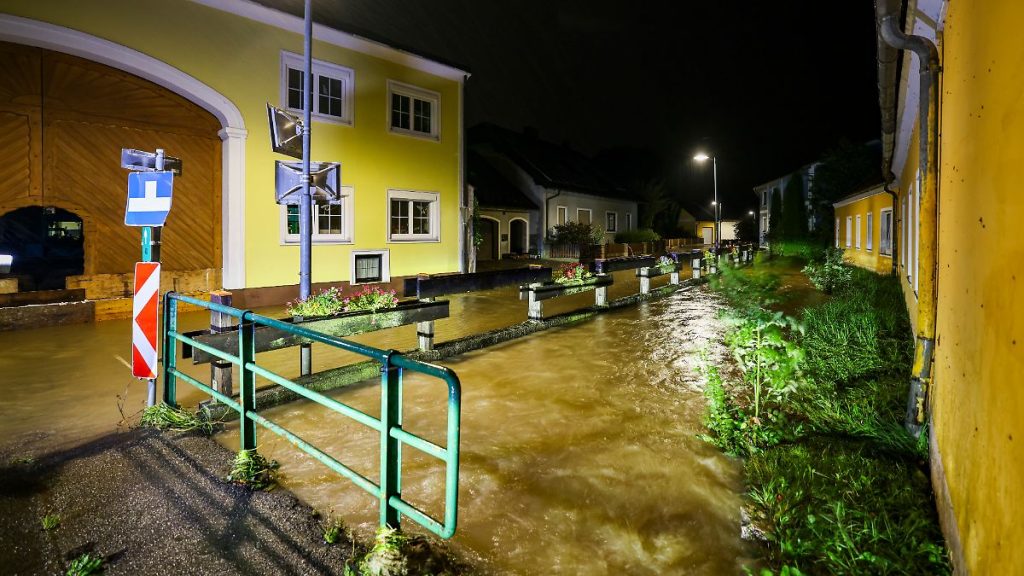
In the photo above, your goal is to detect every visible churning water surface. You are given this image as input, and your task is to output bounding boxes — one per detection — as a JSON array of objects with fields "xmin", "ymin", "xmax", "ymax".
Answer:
[{"xmin": 0, "ymin": 270, "xmax": 754, "ymax": 573}]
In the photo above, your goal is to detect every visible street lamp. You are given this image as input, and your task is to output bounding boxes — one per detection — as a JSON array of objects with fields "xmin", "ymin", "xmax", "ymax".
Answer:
[{"xmin": 694, "ymin": 152, "xmax": 719, "ymax": 249}]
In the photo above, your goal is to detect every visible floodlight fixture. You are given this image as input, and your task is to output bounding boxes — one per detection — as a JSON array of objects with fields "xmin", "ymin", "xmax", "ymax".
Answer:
[
  {"xmin": 693, "ymin": 152, "xmax": 711, "ymax": 162},
  {"xmin": 267, "ymin": 103, "xmax": 304, "ymax": 159},
  {"xmin": 0, "ymin": 254, "xmax": 12, "ymax": 274},
  {"xmin": 275, "ymin": 161, "xmax": 342, "ymax": 205}
]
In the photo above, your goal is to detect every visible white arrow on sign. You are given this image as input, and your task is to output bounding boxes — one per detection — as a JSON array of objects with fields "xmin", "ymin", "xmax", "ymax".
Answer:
[{"xmin": 128, "ymin": 180, "xmax": 172, "ymax": 213}]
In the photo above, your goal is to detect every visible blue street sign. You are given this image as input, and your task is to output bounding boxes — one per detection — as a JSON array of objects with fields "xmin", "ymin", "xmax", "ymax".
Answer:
[{"xmin": 125, "ymin": 171, "xmax": 173, "ymax": 226}]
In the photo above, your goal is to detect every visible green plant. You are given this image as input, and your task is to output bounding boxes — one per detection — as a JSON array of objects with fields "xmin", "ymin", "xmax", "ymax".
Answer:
[
  {"xmin": 226, "ymin": 449, "xmax": 279, "ymax": 490},
  {"xmin": 140, "ymin": 403, "xmax": 214, "ymax": 435},
  {"xmin": 613, "ymin": 227, "xmax": 661, "ymax": 243},
  {"xmin": 747, "ymin": 440, "xmax": 949, "ymax": 575},
  {"xmin": 41, "ymin": 514, "xmax": 60, "ymax": 531},
  {"xmin": 66, "ymin": 553, "xmax": 103, "ymax": 576},
  {"xmin": 550, "ymin": 221, "xmax": 598, "ymax": 245},
  {"xmin": 656, "ymin": 255, "xmax": 676, "ymax": 273},
  {"xmin": 323, "ymin": 516, "xmax": 346, "ymax": 545},
  {"xmin": 287, "ymin": 287, "xmax": 346, "ymax": 317},
  {"xmin": 725, "ymin": 309, "xmax": 804, "ymax": 420},
  {"xmin": 802, "ymin": 247, "xmax": 852, "ymax": 294},
  {"xmin": 554, "ymin": 262, "xmax": 594, "ymax": 285},
  {"xmin": 343, "ymin": 286, "xmax": 400, "ymax": 313}
]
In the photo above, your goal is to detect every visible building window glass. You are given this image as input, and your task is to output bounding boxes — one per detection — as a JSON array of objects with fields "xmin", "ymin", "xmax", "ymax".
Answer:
[
  {"xmin": 388, "ymin": 80, "xmax": 440, "ymax": 139},
  {"xmin": 606, "ymin": 212, "xmax": 617, "ymax": 232},
  {"xmin": 556, "ymin": 206, "xmax": 568, "ymax": 226},
  {"xmin": 577, "ymin": 208, "xmax": 592, "ymax": 225},
  {"xmin": 388, "ymin": 190, "xmax": 439, "ymax": 242},
  {"xmin": 626, "ymin": 213, "xmax": 632, "ymax": 231},
  {"xmin": 835, "ymin": 218, "xmax": 840, "ymax": 248},
  {"xmin": 351, "ymin": 250, "xmax": 390, "ymax": 284},
  {"xmin": 281, "ymin": 52, "xmax": 354, "ymax": 125},
  {"xmin": 280, "ymin": 186, "xmax": 354, "ymax": 244},
  {"xmin": 866, "ymin": 212, "xmax": 873, "ymax": 251},
  {"xmin": 354, "ymin": 254, "xmax": 382, "ymax": 283},
  {"xmin": 855, "ymin": 214, "xmax": 862, "ymax": 249},
  {"xmin": 880, "ymin": 208, "xmax": 893, "ymax": 256},
  {"xmin": 845, "ymin": 216, "xmax": 852, "ymax": 248}
]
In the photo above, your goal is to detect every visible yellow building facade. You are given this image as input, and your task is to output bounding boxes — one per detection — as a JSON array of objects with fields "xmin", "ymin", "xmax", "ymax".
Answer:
[
  {"xmin": 0, "ymin": 0, "xmax": 467, "ymax": 303},
  {"xmin": 832, "ymin": 184, "xmax": 894, "ymax": 275},
  {"xmin": 878, "ymin": 1, "xmax": 1024, "ymax": 572}
]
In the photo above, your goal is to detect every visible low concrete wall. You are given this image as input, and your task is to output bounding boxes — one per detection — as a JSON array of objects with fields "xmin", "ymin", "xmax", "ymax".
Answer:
[{"xmin": 0, "ymin": 301, "xmax": 95, "ymax": 332}]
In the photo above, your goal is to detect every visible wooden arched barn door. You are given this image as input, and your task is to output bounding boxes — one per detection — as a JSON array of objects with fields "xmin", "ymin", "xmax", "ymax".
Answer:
[{"xmin": 0, "ymin": 42, "xmax": 221, "ymax": 294}]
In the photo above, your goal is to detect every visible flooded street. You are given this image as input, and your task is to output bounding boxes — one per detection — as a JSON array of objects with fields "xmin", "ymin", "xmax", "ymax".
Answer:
[{"xmin": 0, "ymin": 270, "xmax": 754, "ymax": 573}]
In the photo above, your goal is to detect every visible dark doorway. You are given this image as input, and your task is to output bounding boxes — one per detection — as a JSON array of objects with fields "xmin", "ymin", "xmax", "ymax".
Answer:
[
  {"xmin": 478, "ymin": 218, "xmax": 498, "ymax": 260},
  {"xmin": 0, "ymin": 206, "xmax": 84, "ymax": 291},
  {"xmin": 510, "ymin": 219, "xmax": 527, "ymax": 255}
]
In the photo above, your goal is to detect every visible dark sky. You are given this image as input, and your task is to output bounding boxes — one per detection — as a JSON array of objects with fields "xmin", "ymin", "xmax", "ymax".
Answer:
[{"xmin": 259, "ymin": 1, "xmax": 881, "ymax": 217}]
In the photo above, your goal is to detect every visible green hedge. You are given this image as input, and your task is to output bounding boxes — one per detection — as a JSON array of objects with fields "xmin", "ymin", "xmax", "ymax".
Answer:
[{"xmin": 613, "ymin": 228, "xmax": 660, "ymax": 243}]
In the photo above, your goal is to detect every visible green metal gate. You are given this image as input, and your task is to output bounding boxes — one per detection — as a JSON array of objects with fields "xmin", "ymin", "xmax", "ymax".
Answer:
[{"xmin": 161, "ymin": 292, "xmax": 462, "ymax": 538}]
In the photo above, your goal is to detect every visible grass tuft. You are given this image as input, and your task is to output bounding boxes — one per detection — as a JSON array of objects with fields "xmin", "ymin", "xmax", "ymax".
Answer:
[
  {"xmin": 41, "ymin": 513, "xmax": 61, "ymax": 531},
  {"xmin": 226, "ymin": 449, "xmax": 279, "ymax": 490},
  {"xmin": 140, "ymin": 403, "xmax": 216, "ymax": 435},
  {"xmin": 65, "ymin": 552, "xmax": 103, "ymax": 576}
]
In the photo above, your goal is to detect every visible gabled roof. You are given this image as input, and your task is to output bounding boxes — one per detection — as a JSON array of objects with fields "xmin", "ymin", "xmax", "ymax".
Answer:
[
  {"xmin": 468, "ymin": 123, "xmax": 631, "ymax": 201},
  {"xmin": 201, "ymin": 0, "xmax": 470, "ymax": 80},
  {"xmin": 468, "ymin": 150, "xmax": 539, "ymax": 211}
]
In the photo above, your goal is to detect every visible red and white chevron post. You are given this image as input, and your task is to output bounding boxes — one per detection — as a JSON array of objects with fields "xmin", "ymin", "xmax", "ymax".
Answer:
[{"xmin": 132, "ymin": 262, "xmax": 161, "ymax": 379}]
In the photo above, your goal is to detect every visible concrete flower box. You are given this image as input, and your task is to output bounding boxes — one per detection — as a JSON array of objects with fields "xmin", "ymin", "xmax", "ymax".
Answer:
[
  {"xmin": 636, "ymin": 264, "xmax": 680, "ymax": 293},
  {"xmin": 185, "ymin": 299, "xmax": 449, "ymax": 364},
  {"xmin": 519, "ymin": 274, "xmax": 614, "ymax": 320}
]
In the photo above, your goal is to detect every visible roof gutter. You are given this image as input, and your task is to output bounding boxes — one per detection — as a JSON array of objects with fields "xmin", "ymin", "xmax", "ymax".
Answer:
[{"xmin": 875, "ymin": 0, "xmax": 941, "ymax": 436}]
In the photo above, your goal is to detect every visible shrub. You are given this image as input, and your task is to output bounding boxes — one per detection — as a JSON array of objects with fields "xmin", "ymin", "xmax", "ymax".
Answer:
[
  {"xmin": 613, "ymin": 228, "xmax": 660, "ymax": 243},
  {"xmin": 655, "ymin": 255, "xmax": 676, "ymax": 273},
  {"xmin": 699, "ymin": 363, "xmax": 788, "ymax": 457},
  {"xmin": 550, "ymin": 221, "xmax": 598, "ymax": 245},
  {"xmin": 770, "ymin": 240, "xmax": 827, "ymax": 261},
  {"xmin": 802, "ymin": 248, "xmax": 852, "ymax": 294}
]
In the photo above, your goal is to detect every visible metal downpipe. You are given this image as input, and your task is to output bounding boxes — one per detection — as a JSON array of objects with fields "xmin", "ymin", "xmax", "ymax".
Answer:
[{"xmin": 878, "ymin": 13, "xmax": 940, "ymax": 436}]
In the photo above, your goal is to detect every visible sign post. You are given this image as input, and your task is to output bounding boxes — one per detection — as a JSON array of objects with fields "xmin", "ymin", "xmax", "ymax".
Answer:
[{"xmin": 123, "ymin": 148, "xmax": 177, "ymax": 406}]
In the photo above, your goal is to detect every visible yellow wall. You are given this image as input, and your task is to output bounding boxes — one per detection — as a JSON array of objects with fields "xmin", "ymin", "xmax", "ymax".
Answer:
[
  {"xmin": 832, "ymin": 189, "xmax": 894, "ymax": 275},
  {"xmin": 1, "ymin": 0, "xmax": 463, "ymax": 288},
  {"xmin": 926, "ymin": 2, "xmax": 1024, "ymax": 572}
]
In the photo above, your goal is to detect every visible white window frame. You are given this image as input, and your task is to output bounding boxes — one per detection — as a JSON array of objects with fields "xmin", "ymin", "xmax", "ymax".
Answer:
[
  {"xmin": 866, "ymin": 212, "xmax": 873, "ymax": 251},
  {"xmin": 605, "ymin": 211, "xmax": 618, "ymax": 232},
  {"xmin": 387, "ymin": 80, "xmax": 440, "ymax": 140},
  {"xmin": 880, "ymin": 208, "xmax": 893, "ymax": 256},
  {"xmin": 626, "ymin": 213, "xmax": 633, "ymax": 231},
  {"xmin": 351, "ymin": 249, "xmax": 391, "ymax": 285},
  {"xmin": 387, "ymin": 189, "xmax": 440, "ymax": 242},
  {"xmin": 576, "ymin": 208, "xmax": 592, "ymax": 225},
  {"xmin": 913, "ymin": 173, "xmax": 920, "ymax": 294},
  {"xmin": 855, "ymin": 214, "xmax": 862, "ymax": 249},
  {"xmin": 279, "ymin": 186, "xmax": 354, "ymax": 245},
  {"xmin": 835, "ymin": 217, "xmax": 840, "ymax": 247},
  {"xmin": 845, "ymin": 216, "xmax": 852, "ymax": 248},
  {"xmin": 280, "ymin": 51, "xmax": 354, "ymax": 125},
  {"xmin": 556, "ymin": 205, "xmax": 568, "ymax": 226}
]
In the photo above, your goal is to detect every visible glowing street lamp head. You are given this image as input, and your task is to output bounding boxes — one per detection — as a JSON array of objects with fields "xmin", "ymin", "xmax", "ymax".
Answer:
[
  {"xmin": 711, "ymin": 201, "xmax": 717, "ymax": 206},
  {"xmin": 693, "ymin": 152, "xmax": 711, "ymax": 162}
]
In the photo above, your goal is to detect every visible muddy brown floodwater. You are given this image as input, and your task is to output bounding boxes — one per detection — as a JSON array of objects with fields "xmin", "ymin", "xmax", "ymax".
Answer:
[{"xmin": 0, "ymin": 270, "xmax": 755, "ymax": 573}]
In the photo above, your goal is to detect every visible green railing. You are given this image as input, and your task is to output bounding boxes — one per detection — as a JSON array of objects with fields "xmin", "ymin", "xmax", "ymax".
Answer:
[{"xmin": 161, "ymin": 292, "xmax": 462, "ymax": 538}]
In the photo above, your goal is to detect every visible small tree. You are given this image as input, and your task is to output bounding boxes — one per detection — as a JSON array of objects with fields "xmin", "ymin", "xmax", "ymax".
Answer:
[
  {"xmin": 780, "ymin": 174, "xmax": 808, "ymax": 240},
  {"xmin": 767, "ymin": 187, "xmax": 783, "ymax": 241}
]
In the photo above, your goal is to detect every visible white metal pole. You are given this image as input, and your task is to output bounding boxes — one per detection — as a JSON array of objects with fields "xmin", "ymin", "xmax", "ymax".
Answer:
[{"xmin": 713, "ymin": 156, "xmax": 719, "ymax": 249}]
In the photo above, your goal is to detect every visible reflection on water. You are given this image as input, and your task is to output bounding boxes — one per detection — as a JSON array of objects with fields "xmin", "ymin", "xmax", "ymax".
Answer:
[{"xmin": 0, "ymin": 268, "xmax": 753, "ymax": 573}]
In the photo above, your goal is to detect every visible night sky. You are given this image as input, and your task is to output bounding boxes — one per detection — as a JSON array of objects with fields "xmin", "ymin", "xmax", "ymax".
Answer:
[{"xmin": 259, "ymin": 1, "xmax": 881, "ymax": 217}]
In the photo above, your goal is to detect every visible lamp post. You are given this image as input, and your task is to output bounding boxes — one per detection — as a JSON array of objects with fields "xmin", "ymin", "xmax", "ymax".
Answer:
[{"xmin": 694, "ymin": 152, "xmax": 718, "ymax": 249}]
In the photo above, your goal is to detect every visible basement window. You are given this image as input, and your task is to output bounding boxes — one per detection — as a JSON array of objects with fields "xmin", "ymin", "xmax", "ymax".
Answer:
[{"xmin": 351, "ymin": 250, "xmax": 390, "ymax": 284}]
